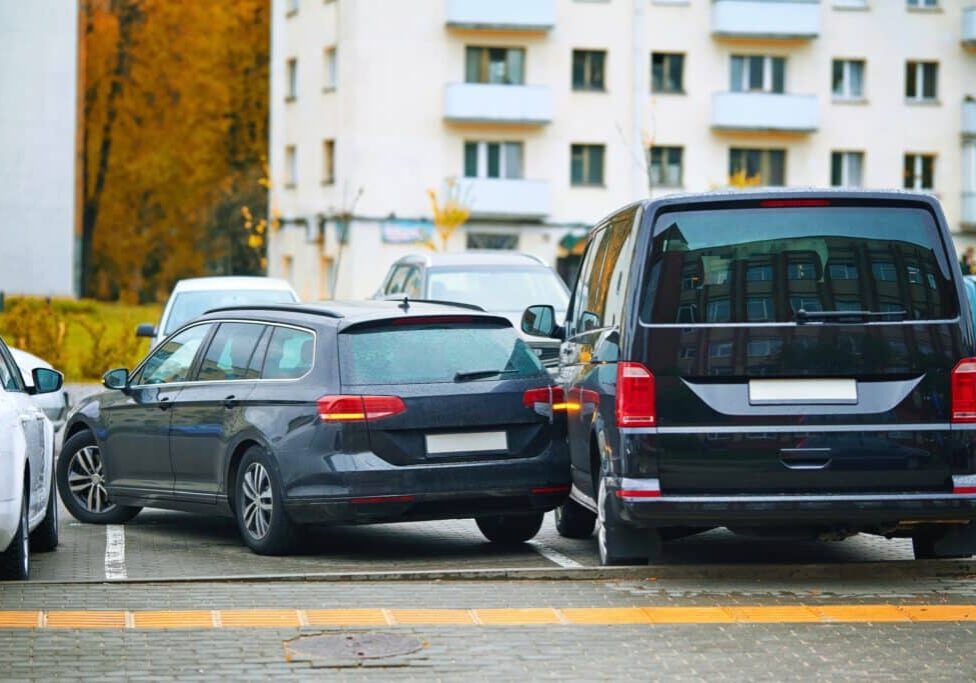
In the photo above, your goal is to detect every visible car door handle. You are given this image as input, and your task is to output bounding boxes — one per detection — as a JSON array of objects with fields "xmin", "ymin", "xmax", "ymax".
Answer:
[
  {"xmin": 158, "ymin": 396, "xmax": 172, "ymax": 411},
  {"xmin": 223, "ymin": 395, "xmax": 238, "ymax": 409}
]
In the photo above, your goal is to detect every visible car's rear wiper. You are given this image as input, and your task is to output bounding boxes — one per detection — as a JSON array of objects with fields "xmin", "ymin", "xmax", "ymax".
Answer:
[
  {"xmin": 454, "ymin": 369, "xmax": 519, "ymax": 382},
  {"xmin": 796, "ymin": 309, "xmax": 907, "ymax": 324}
]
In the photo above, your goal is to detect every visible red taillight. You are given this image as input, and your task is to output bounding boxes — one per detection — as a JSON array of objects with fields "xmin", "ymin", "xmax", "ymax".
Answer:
[
  {"xmin": 393, "ymin": 316, "xmax": 472, "ymax": 326},
  {"xmin": 523, "ymin": 386, "xmax": 567, "ymax": 413},
  {"xmin": 615, "ymin": 489, "xmax": 661, "ymax": 499},
  {"xmin": 317, "ymin": 395, "xmax": 406, "ymax": 422},
  {"xmin": 759, "ymin": 199, "xmax": 831, "ymax": 208},
  {"xmin": 954, "ymin": 487, "xmax": 976, "ymax": 495},
  {"xmin": 951, "ymin": 358, "xmax": 976, "ymax": 423},
  {"xmin": 531, "ymin": 485, "xmax": 571, "ymax": 495},
  {"xmin": 616, "ymin": 362, "xmax": 656, "ymax": 428}
]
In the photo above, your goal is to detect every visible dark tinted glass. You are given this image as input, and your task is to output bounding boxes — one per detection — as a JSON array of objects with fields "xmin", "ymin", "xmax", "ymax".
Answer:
[
  {"xmin": 197, "ymin": 323, "xmax": 265, "ymax": 381},
  {"xmin": 262, "ymin": 326, "xmax": 314, "ymax": 379},
  {"xmin": 339, "ymin": 322, "xmax": 544, "ymax": 385},
  {"xmin": 643, "ymin": 206, "xmax": 956, "ymax": 323}
]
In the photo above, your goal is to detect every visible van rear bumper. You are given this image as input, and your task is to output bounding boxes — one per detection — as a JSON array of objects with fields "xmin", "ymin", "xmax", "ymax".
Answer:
[{"xmin": 608, "ymin": 477, "xmax": 976, "ymax": 527}]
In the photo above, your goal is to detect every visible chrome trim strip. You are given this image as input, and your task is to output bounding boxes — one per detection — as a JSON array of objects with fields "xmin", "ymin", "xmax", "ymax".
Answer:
[
  {"xmin": 952, "ymin": 474, "xmax": 976, "ymax": 487},
  {"xmin": 621, "ymin": 424, "xmax": 955, "ymax": 435},
  {"xmin": 569, "ymin": 484, "xmax": 597, "ymax": 513},
  {"xmin": 620, "ymin": 493, "xmax": 976, "ymax": 504},
  {"xmin": 637, "ymin": 317, "xmax": 962, "ymax": 329},
  {"xmin": 619, "ymin": 477, "xmax": 660, "ymax": 492}
]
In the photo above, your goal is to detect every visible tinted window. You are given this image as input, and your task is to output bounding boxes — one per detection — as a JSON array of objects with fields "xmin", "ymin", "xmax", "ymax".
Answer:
[
  {"xmin": 643, "ymin": 206, "xmax": 955, "ymax": 323},
  {"xmin": 339, "ymin": 321, "xmax": 544, "ymax": 385},
  {"xmin": 197, "ymin": 323, "xmax": 266, "ymax": 381},
  {"xmin": 164, "ymin": 289, "xmax": 296, "ymax": 335},
  {"xmin": 137, "ymin": 324, "xmax": 213, "ymax": 385},
  {"xmin": 262, "ymin": 327, "xmax": 314, "ymax": 379},
  {"xmin": 0, "ymin": 342, "xmax": 24, "ymax": 392}
]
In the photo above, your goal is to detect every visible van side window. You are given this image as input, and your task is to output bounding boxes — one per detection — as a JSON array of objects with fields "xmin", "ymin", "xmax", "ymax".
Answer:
[{"xmin": 569, "ymin": 227, "xmax": 607, "ymax": 336}]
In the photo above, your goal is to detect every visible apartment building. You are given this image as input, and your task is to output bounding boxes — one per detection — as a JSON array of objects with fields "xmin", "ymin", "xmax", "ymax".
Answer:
[{"xmin": 268, "ymin": 0, "xmax": 976, "ymax": 300}]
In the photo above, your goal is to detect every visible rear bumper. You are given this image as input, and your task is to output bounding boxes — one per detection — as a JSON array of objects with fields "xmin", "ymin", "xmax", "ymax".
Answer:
[
  {"xmin": 608, "ymin": 477, "xmax": 976, "ymax": 528},
  {"xmin": 281, "ymin": 448, "xmax": 570, "ymax": 524}
]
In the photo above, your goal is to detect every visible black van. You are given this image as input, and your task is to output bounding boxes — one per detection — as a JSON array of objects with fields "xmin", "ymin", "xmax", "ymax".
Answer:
[{"xmin": 522, "ymin": 190, "xmax": 976, "ymax": 565}]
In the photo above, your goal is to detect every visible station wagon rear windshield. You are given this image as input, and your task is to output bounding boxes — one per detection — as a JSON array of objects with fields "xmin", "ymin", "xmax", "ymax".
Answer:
[
  {"xmin": 339, "ymin": 320, "xmax": 545, "ymax": 385},
  {"xmin": 641, "ymin": 205, "xmax": 957, "ymax": 324}
]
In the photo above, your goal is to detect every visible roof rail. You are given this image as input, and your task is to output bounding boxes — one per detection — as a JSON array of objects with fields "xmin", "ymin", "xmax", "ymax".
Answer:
[
  {"xmin": 203, "ymin": 304, "xmax": 344, "ymax": 319},
  {"xmin": 379, "ymin": 296, "xmax": 485, "ymax": 312}
]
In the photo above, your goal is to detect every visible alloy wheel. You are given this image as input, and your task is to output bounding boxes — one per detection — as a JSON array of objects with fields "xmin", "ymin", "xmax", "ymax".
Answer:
[
  {"xmin": 241, "ymin": 462, "xmax": 273, "ymax": 540},
  {"xmin": 67, "ymin": 446, "xmax": 116, "ymax": 514}
]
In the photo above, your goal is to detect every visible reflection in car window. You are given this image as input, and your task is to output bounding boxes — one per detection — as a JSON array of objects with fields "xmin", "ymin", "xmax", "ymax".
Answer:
[
  {"xmin": 138, "ymin": 324, "xmax": 212, "ymax": 385},
  {"xmin": 0, "ymin": 344, "xmax": 22, "ymax": 392},
  {"xmin": 197, "ymin": 323, "xmax": 265, "ymax": 381},
  {"xmin": 427, "ymin": 267, "xmax": 569, "ymax": 312},
  {"xmin": 163, "ymin": 289, "xmax": 296, "ymax": 335},
  {"xmin": 262, "ymin": 327, "xmax": 314, "ymax": 379}
]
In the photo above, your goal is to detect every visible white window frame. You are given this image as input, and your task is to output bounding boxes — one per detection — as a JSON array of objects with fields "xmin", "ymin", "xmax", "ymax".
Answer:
[
  {"xmin": 832, "ymin": 59, "xmax": 864, "ymax": 99},
  {"xmin": 833, "ymin": 0, "xmax": 868, "ymax": 8},
  {"xmin": 907, "ymin": 0, "xmax": 938, "ymax": 8},
  {"xmin": 831, "ymin": 151, "xmax": 864, "ymax": 187},
  {"xmin": 731, "ymin": 55, "xmax": 785, "ymax": 94},
  {"xmin": 905, "ymin": 153, "xmax": 935, "ymax": 190},
  {"xmin": 286, "ymin": 58, "xmax": 298, "ymax": 100},
  {"xmin": 323, "ymin": 47, "xmax": 337, "ymax": 91},
  {"xmin": 963, "ymin": 141, "xmax": 976, "ymax": 194},
  {"xmin": 465, "ymin": 141, "xmax": 524, "ymax": 180},
  {"xmin": 285, "ymin": 145, "xmax": 297, "ymax": 187},
  {"xmin": 906, "ymin": 61, "xmax": 938, "ymax": 101}
]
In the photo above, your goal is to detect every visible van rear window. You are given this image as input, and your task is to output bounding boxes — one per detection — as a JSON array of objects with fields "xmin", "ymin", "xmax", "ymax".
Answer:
[
  {"xmin": 641, "ymin": 206, "xmax": 957, "ymax": 324},
  {"xmin": 339, "ymin": 321, "xmax": 545, "ymax": 385}
]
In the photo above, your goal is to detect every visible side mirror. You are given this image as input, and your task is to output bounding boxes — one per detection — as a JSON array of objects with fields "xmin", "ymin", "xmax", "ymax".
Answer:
[
  {"xmin": 30, "ymin": 368, "xmax": 63, "ymax": 395},
  {"xmin": 521, "ymin": 305, "xmax": 559, "ymax": 339},
  {"xmin": 136, "ymin": 323, "xmax": 156, "ymax": 338},
  {"xmin": 103, "ymin": 368, "xmax": 129, "ymax": 391}
]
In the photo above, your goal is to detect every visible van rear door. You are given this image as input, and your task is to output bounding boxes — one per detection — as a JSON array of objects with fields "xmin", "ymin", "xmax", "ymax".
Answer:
[{"xmin": 637, "ymin": 199, "xmax": 968, "ymax": 494}]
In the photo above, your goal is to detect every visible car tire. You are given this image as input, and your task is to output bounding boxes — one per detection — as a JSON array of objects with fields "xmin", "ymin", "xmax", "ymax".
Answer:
[
  {"xmin": 57, "ymin": 431, "xmax": 141, "ymax": 525},
  {"xmin": 554, "ymin": 497, "xmax": 596, "ymax": 539},
  {"xmin": 0, "ymin": 485, "xmax": 30, "ymax": 580},
  {"xmin": 476, "ymin": 512, "xmax": 545, "ymax": 544},
  {"xmin": 912, "ymin": 523, "xmax": 976, "ymax": 560},
  {"xmin": 30, "ymin": 475, "xmax": 59, "ymax": 552},
  {"xmin": 234, "ymin": 446, "xmax": 296, "ymax": 556},
  {"xmin": 596, "ymin": 477, "xmax": 660, "ymax": 566}
]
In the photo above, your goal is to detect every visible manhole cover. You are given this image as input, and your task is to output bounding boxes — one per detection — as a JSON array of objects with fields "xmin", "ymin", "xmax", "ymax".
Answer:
[{"xmin": 285, "ymin": 632, "xmax": 425, "ymax": 667}]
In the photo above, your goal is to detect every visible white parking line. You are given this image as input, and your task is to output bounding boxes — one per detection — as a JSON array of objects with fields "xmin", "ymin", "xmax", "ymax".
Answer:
[
  {"xmin": 104, "ymin": 525, "xmax": 127, "ymax": 580},
  {"xmin": 528, "ymin": 540, "xmax": 585, "ymax": 569}
]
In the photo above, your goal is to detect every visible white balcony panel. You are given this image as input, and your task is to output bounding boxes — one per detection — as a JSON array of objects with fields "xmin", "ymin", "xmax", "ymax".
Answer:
[
  {"xmin": 444, "ymin": 83, "xmax": 552, "ymax": 125},
  {"xmin": 963, "ymin": 194, "xmax": 976, "ymax": 227},
  {"xmin": 446, "ymin": 0, "xmax": 555, "ymax": 31},
  {"xmin": 458, "ymin": 178, "xmax": 551, "ymax": 219},
  {"xmin": 965, "ymin": 100, "xmax": 976, "ymax": 136},
  {"xmin": 964, "ymin": 7, "xmax": 976, "ymax": 47},
  {"xmin": 712, "ymin": 92, "xmax": 819, "ymax": 132},
  {"xmin": 712, "ymin": 0, "xmax": 821, "ymax": 39}
]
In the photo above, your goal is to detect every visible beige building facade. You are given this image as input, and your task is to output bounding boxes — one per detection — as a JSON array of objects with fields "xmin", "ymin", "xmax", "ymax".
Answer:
[{"xmin": 268, "ymin": 0, "xmax": 976, "ymax": 301}]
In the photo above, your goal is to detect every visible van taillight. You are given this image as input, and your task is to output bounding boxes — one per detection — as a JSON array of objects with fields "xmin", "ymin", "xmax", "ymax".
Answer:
[
  {"xmin": 523, "ymin": 386, "xmax": 567, "ymax": 414},
  {"xmin": 317, "ymin": 395, "xmax": 406, "ymax": 422},
  {"xmin": 951, "ymin": 359, "xmax": 976, "ymax": 423},
  {"xmin": 616, "ymin": 362, "xmax": 656, "ymax": 428}
]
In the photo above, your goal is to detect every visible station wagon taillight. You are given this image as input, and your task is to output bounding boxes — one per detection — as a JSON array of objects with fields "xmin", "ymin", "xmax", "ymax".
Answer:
[
  {"xmin": 317, "ymin": 395, "xmax": 406, "ymax": 422},
  {"xmin": 523, "ymin": 386, "xmax": 568, "ymax": 415},
  {"xmin": 616, "ymin": 362, "xmax": 656, "ymax": 428},
  {"xmin": 951, "ymin": 358, "xmax": 976, "ymax": 424}
]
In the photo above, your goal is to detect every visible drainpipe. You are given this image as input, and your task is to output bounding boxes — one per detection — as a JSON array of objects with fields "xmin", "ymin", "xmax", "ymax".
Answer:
[{"xmin": 632, "ymin": 0, "xmax": 646, "ymax": 199}]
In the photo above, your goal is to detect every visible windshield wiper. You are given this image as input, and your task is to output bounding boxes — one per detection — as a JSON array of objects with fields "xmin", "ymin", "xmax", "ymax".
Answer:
[
  {"xmin": 796, "ymin": 309, "xmax": 907, "ymax": 324},
  {"xmin": 454, "ymin": 369, "xmax": 519, "ymax": 382}
]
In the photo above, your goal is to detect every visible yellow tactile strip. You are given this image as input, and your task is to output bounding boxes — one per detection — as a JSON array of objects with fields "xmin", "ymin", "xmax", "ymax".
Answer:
[{"xmin": 0, "ymin": 605, "xmax": 975, "ymax": 630}]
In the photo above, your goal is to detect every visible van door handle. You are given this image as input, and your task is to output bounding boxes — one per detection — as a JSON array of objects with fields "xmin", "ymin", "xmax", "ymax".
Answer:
[
  {"xmin": 780, "ymin": 448, "xmax": 831, "ymax": 470},
  {"xmin": 223, "ymin": 395, "xmax": 238, "ymax": 409}
]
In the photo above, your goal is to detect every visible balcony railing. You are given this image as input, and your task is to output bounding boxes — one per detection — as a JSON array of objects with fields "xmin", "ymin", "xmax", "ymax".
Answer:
[
  {"xmin": 711, "ymin": 0, "xmax": 821, "ymax": 40},
  {"xmin": 446, "ymin": 0, "xmax": 555, "ymax": 31},
  {"xmin": 457, "ymin": 178, "xmax": 551, "ymax": 219},
  {"xmin": 444, "ymin": 83, "xmax": 552, "ymax": 125},
  {"xmin": 712, "ymin": 92, "xmax": 819, "ymax": 132},
  {"xmin": 965, "ymin": 99, "xmax": 976, "ymax": 136},
  {"xmin": 964, "ymin": 7, "xmax": 976, "ymax": 47}
]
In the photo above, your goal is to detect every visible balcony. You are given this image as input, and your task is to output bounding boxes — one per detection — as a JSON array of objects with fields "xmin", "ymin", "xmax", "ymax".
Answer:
[
  {"xmin": 712, "ymin": 92, "xmax": 819, "ymax": 133},
  {"xmin": 456, "ymin": 178, "xmax": 551, "ymax": 219},
  {"xmin": 446, "ymin": 0, "xmax": 555, "ymax": 32},
  {"xmin": 965, "ymin": 99, "xmax": 976, "ymax": 136},
  {"xmin": 444, "ymin": 83, "xmax": 552, "ymax": 125},
  {"xmin": 964, "ymin": 7, "xmax": 976, "ymax": 48},
  {"xmin": 964, "ymin": 193, "xmax": 976, "ymax": 229},
  {"xmin": 711, "ymin": 0, "xmax": 820, "ymax": 40}
]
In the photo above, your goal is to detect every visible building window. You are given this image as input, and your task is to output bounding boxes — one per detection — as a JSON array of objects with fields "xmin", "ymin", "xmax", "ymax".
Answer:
[
  {"xmin": 729, "ymin": 148, "xmax": 786, "ymax": 186},
  {"xmin": 572, "ymin": 50, "xmax": 606, "ymax": 91},
  {"xmin": 651, "ymin": 53, "xmax": 684, "ymax": 94},
  {"xmin": 648, "ymin": 146, "xmax": 683, "ymax": 188},
  {"xmin": 287, "ymin": 0, "xmax": 299, "ymax": 15},
  {"xmin": 465, "ymin": 47, "xmax": 525, "ymax": 85},
  {"xmin": 832, "ymin": 59, "xmax": 864, "ymax": 99},
  {"xmin": 322, "ymin": 140, "xmax": 335, "ymax": 185},
  {"xmin": 904, "ymin": 153, "xmax": 935, "ymax": 190},
  {"xmin": 464, "ymin": 141, "xmax": 523, "ymax": 179},
  {"xmin": 286, "ymin": 58, "xmax": 298, "ymax": 100},
  {"xmin": 323, "ymin": 47, "xmax": 337, "ymax": 90},
  {"xmin": 285, "ymin": 145, "xmax": 297, "ymax": 187},
  {"xmin": 833, "ymin": 0, "xmax": 867, "ymax": 7},
  {"xmin": 831, "ymin": 151, "xmax": 864, "ymax": 187},
  {"xmin": 467, "ymin": 232, "xmax": 519, "ymax": 250},
  {"xmin": 907, "ymin": 0, "xmax": 938, "ymax": 7},
  {"xmin": 730, "ymin": 55, "xmax": 785, "ymax": 94},
  {"xmin": 906, "ymin": 61, "xmax": 938, "ymax": 101},
  {"xmin": 570, "ymin": 144, "xmax": 605, "ymax": 186}
]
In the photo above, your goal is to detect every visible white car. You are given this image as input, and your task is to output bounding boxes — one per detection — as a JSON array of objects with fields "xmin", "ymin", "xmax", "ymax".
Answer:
[
  {"xmin": 137, "ymin": 276, "xmax": 300, "ymax": 348},
  {"xmin": 0, "ymin": 335, "xmax": 61, "ymax": 580},
  {"xmin": 9, "ymin": 347, "xmax": 69, "ymax": 433}
]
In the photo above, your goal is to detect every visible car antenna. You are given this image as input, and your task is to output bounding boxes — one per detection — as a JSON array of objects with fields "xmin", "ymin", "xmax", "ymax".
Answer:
[{"xmin": 398, "ymin": 296, "xmax": 409, "ymax": 312}]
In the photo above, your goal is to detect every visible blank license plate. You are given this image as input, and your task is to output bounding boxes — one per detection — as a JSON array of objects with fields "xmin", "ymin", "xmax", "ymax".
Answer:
[
  {"xmin": 749, "ymin": 379, "xmax": 857, "ymax": 405},
  {"xmin": 425, "ymin": 432, "xmax": 507, "ymax": 455}
]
